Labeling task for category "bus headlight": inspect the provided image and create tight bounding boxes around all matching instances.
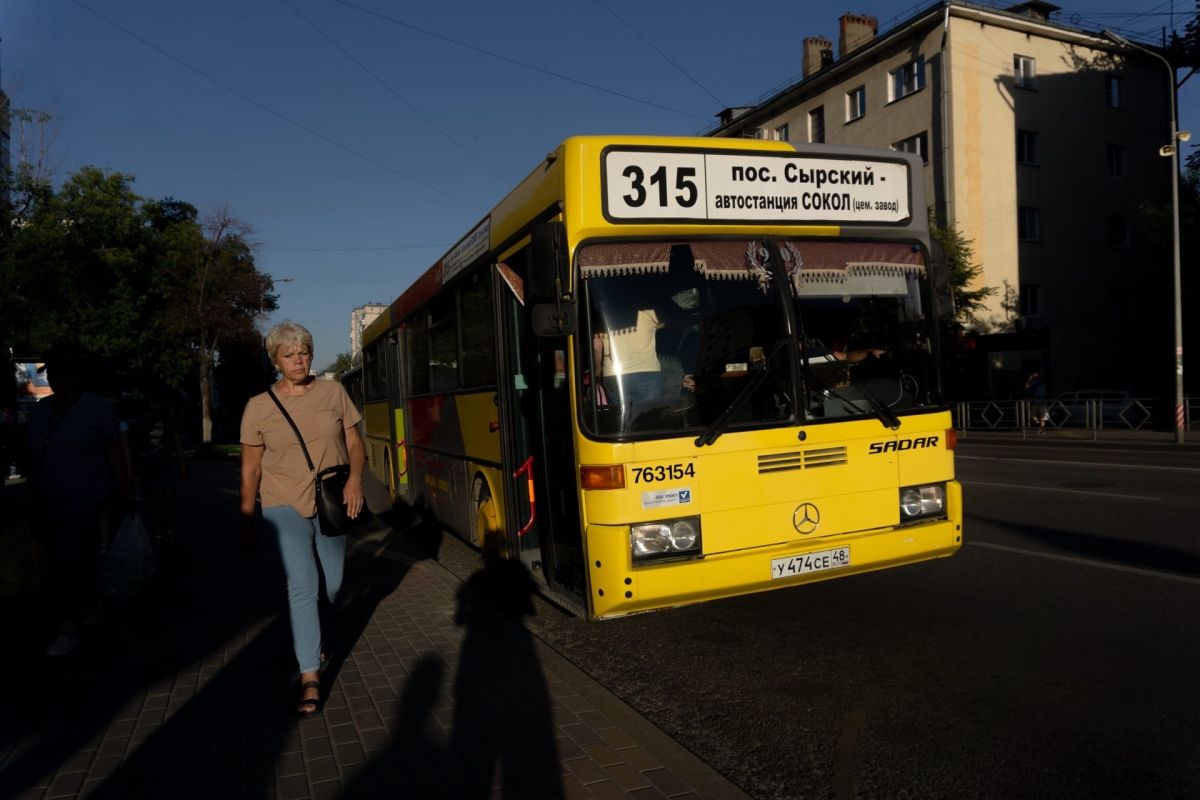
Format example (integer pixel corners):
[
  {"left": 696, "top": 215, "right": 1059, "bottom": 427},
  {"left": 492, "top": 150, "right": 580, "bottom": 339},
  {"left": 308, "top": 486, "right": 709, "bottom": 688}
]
[
  {"left": 631, "top": 517, "right": 702, "bottom": 563},
  {"left": 899, "top": 483, "right": 946, "bottom": 521}
]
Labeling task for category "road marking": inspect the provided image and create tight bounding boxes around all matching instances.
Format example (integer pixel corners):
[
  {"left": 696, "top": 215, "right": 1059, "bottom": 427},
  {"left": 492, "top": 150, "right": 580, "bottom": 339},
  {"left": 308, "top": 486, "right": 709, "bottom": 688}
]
[
  {"left": 958, "top": 455, "right": 1200, "bottom": 473},
  {"left": 967, "top": 540, "right": 1200, "bottom": 586},
  {"left": 963, "top": 480, "right": 1161, "bottom": 501}
]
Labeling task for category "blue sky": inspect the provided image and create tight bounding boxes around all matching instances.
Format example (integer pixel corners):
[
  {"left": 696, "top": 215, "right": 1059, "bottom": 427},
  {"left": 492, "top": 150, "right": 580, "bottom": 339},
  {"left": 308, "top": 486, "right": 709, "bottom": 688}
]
[{"left": 3, "top": 0, "right": 1197, "bottom": 369}]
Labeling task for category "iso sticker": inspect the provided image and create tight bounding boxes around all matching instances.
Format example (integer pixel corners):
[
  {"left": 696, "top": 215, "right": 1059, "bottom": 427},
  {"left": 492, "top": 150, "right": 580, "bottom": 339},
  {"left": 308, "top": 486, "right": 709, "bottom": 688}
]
[{"left": 642, "top": 488, "right": 693, "bottom": 509}]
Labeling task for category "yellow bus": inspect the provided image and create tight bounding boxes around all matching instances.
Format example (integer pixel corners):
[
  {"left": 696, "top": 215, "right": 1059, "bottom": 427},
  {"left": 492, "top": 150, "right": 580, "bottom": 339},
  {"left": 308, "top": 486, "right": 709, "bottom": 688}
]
[{"left": 360, "top": 135, "right": 962, "bottom": 619}]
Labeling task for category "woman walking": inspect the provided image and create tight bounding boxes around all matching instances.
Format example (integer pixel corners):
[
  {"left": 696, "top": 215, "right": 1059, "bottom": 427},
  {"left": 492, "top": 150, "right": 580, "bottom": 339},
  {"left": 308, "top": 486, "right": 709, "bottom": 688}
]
[{"left": 239, "top": 322, "right": 365, "bottom": 715}]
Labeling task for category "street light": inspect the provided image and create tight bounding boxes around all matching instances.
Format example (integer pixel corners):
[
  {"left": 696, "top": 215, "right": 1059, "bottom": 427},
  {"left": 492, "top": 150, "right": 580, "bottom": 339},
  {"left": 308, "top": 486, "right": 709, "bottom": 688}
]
[{"left": 1103, "top": 30, "right": 1189, "bottom": 443}]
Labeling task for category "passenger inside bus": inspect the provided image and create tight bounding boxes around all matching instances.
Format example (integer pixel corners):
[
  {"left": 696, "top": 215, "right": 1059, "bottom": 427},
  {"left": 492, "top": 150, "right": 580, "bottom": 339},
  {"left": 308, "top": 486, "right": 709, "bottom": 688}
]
[{"left": 590, "top": 247, "right": 702, "bottom": 411}]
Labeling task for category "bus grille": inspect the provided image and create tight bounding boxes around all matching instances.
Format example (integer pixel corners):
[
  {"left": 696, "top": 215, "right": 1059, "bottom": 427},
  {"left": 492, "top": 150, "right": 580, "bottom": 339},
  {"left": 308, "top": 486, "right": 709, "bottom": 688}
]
[{"left": 758, "top": 446, "right": 848, "bottom": 474}]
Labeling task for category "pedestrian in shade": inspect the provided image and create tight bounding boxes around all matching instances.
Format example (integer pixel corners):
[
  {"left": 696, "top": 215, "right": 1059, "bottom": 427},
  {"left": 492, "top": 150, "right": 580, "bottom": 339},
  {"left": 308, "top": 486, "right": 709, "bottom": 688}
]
[{"left": 238, "top": 321, "right": 365, "bottom": 715}]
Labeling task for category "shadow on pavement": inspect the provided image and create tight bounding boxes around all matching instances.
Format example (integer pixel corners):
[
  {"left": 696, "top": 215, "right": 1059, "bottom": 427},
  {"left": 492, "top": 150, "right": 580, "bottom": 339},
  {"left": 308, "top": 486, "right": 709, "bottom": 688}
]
[
  {"left": 968, "top": 513, "right": 1200, "bottom": 578},
  {"left": 343, "top": 556, "right": 564, "bottom": 799},
  {"left": 0, "top": 458, "right": 437, "bottom": 798}
]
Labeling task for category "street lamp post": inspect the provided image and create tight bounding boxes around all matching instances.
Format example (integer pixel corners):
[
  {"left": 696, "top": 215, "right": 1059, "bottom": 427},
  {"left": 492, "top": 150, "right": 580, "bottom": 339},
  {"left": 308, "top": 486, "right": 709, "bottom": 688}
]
[{"left": 1103, "top": 30, "right": 1189, "bottom": 443}]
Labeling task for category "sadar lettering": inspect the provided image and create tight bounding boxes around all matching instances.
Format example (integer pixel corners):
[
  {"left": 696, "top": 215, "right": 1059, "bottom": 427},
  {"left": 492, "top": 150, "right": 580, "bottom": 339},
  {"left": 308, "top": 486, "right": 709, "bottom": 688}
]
[{"left": 868, "top": 435, "right": 940, "bottom": 454}]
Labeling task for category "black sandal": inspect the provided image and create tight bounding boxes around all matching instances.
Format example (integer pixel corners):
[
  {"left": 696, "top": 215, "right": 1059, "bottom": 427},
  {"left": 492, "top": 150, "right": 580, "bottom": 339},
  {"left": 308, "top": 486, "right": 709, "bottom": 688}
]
[{"left": 297, "top": 680, "right": 322, "bottom": 716}]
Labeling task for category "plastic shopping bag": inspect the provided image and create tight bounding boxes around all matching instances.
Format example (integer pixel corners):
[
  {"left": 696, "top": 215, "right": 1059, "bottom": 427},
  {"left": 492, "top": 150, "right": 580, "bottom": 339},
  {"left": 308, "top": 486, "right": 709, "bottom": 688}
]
[{"left": 103, "top": 513, "right": 156, "bottom": 596}]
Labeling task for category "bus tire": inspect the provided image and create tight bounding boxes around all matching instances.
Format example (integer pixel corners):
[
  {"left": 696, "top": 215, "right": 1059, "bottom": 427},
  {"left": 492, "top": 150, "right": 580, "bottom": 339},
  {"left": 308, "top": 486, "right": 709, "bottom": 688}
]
[{"left": 473, "top": 477, "right": 502, "bottom": 559}]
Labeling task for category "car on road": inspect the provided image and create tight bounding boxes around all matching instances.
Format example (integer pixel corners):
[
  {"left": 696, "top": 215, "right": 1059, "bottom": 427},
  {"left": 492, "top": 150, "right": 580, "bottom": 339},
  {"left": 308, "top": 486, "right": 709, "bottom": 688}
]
[{"left": 1049, "top": 390, "right": 1148, "bottom": 428}]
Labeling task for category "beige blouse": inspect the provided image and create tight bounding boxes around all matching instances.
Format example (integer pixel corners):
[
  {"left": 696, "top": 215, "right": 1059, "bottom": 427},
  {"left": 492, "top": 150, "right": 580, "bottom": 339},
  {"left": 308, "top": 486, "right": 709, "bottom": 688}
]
[{"left": 240, "top": 379, "right": 362, "bottom": 517}]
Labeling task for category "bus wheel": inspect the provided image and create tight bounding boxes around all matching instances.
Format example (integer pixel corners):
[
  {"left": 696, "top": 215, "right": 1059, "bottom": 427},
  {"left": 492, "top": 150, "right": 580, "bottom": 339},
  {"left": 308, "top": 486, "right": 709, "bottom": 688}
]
[{"left": 474, "top": 480, "right": 502, "bottom": 559}]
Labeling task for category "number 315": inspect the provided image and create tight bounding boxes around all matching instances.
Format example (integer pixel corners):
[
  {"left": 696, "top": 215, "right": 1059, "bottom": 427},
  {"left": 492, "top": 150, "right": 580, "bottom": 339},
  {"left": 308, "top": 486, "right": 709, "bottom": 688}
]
[{"left": 621, "top": 165, "right": 698, "bottom": 208}]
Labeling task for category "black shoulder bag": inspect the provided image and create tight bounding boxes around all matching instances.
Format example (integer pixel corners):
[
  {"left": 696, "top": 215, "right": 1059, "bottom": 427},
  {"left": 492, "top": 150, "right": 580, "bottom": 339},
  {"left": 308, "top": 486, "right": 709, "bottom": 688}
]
[{"left": 267, "top": 388, "right": 370, "bottom": 535}]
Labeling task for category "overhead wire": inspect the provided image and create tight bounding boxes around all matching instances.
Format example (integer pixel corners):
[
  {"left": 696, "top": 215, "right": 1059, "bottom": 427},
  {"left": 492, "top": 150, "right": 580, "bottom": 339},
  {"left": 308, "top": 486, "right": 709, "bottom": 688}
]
[
  {"left": 332, "top": 0, "right": 712, "bottom": 122},
  {"left": 594, "top": 0, "right": 726, "bottom": 108},
  {"left": 70, "top": 0, "right": 483, "bottom": 210},
  {"left": 262, "top": 243, "right": 449, "bottom": 252},
  {"left": 282, "top": 0, "right": 509, "bottom": 186}
]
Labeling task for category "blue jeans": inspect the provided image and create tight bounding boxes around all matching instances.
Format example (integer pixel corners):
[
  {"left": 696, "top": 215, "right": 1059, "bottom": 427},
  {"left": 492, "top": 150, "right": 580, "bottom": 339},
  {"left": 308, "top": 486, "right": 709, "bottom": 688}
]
[
  {"left": 262, "top": 505, "right": 346, "bottom": 674},
  {"left": 602, "top": 372, "right": 661, "bottom": 404}
]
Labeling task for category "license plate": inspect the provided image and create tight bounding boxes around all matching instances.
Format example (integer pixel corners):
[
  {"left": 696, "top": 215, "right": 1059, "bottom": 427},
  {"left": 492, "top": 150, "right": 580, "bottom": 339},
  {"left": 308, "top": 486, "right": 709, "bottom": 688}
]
[{"left": 771, "top": 547, "right": 850, "bottom": 580}]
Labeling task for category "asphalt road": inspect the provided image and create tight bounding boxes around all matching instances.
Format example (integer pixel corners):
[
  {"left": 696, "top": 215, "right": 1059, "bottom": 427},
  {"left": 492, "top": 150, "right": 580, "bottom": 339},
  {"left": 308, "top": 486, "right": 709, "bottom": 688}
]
[{"left": 437, "top": 438, "right": 1200, "bottom": 800}]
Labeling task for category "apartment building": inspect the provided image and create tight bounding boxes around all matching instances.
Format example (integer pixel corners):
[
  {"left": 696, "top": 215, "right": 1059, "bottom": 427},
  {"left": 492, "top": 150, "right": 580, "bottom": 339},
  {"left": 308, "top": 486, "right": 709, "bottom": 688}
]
[
  {"left": 709, "top": 0, "right": 1174, "bottom": 399},
  {"left": 350, "top": 303, "right": 388, "bottom": 364}
]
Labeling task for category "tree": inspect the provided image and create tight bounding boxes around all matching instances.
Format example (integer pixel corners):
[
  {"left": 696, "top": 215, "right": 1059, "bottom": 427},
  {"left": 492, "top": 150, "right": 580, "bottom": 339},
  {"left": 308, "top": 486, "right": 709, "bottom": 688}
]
[
  {"left": 324, "top": 352, "right": 354, "bottom": 377},
  {"left": 157, "top": 206, "right": 276, "bottom": 443},
  {"left": 0, "top": 166, "right": 156, "bottom": 364},
  {"left": 930, "top": 219, "right": 996, "bottom": 326}
]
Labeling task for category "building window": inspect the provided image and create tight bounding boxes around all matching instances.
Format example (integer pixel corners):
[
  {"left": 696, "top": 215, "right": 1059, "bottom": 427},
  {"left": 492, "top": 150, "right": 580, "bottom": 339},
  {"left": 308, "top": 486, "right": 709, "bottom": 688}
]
[
  {"left": 890, "top": 58, "right": 925, "bottom": 101},
  {"left": 1015, "top": 55, "right": 1037, "bottom": 89},
  {"left": 1018, "top": 207, "right": 1041, "bottom": 241},
  {"left": 892, "top": 132, "right": 929, "bottom": 163},
  {"left": 808, "top": 107, "right": 825, "bottom": 143},
  {"left": 1109, "top": 216, "right": 1131, "bottom": 248},
  {"left": 773, "top": 123, "right": 790, "bottom": 141},
  {"left": 846, "top": 86, "right": 867, "bottom": 121},
  {"left": 1016, "top": 130, "right": 1039, "bottom": 165},
  {"left": 1106, "top": 74, "right": 1124, "bottom": 108},
  {"left": 1107, "top": 143, "right": 1128, "bottom": 177},
  {"left": 1019, "top": 284, "right": 1042, "bottom": 317}
]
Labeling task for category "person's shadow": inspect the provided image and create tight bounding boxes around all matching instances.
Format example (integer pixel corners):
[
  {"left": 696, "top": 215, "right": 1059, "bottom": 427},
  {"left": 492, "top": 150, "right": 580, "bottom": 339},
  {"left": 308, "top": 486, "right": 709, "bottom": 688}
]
[
  {"left": 77, "top": 506, "right": 440, "bottom": 799},
  {"left": 0, "top": 460, "right": 443, "bottom": 800},
  {"left": 344, "top": 555, "right": 564, "bottom": 799}
]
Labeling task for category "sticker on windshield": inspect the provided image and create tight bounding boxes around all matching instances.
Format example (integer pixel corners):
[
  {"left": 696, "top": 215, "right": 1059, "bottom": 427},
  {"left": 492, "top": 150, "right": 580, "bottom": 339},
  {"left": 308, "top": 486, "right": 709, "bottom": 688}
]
[{"left": 642, "top": 488, "right": 693, "bottom": 509}]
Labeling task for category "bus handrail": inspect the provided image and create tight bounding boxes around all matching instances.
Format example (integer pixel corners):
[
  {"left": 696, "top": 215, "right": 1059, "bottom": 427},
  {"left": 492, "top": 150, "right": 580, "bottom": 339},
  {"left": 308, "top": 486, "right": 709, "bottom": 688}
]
[{"left": 513, "top": 455, "right": 536, "bottom": 538}]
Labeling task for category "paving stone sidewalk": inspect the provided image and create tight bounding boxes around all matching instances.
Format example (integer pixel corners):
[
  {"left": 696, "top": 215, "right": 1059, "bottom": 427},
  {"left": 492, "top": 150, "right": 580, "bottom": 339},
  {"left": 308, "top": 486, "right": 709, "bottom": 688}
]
[{"left": 0, "top": 458, "right": 748, "bottom": 800}]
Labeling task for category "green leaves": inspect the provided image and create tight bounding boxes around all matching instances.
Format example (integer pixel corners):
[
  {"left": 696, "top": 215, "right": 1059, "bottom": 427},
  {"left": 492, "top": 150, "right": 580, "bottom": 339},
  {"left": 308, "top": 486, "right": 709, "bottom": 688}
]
[
  {"left": 0, "top": 165, "right": 276, "bottom": 394},
  {"left": 929, "top": 218, "right": 996, "bottom": 325}
]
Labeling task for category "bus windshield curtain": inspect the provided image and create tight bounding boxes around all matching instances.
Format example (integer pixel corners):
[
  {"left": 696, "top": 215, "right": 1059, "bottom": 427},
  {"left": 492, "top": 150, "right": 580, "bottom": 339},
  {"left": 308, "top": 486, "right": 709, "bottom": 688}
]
[{"left": 578, "top": 243, "right": 671, "bottom": 278}]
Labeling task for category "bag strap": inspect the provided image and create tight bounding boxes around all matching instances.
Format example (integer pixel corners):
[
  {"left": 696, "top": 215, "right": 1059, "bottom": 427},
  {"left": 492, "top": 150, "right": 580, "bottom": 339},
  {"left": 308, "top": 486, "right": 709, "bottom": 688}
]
[{"left": 266, "top": 388, "right": 315, "bottom": 474}]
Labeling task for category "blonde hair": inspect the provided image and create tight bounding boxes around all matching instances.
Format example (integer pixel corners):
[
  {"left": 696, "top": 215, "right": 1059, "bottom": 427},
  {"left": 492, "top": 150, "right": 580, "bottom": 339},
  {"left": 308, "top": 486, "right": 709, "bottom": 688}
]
[{"left": 265, "top": 321, "right": 314, "bottom": 362}]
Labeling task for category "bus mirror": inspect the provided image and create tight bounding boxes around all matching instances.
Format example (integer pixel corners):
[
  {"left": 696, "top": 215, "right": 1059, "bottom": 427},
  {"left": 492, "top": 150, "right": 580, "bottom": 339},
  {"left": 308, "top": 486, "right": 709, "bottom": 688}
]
[
  {"left": 531, "top": 222, "right": 568, "bottom": 301},
  {"left": 532, "top": 302, "right": 577, "bottom": 337}
]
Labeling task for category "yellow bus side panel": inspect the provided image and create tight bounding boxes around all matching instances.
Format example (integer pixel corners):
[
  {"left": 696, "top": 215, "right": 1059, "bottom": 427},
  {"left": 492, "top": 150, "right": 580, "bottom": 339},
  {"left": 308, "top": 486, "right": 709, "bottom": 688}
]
[
  {"left": 393, "top": 407, "right": 409, "bottom": 493},
  {"left": 587, "top": 480, "right": 962, "bottom": 618},
  {"left": 456, "top": 393, "right": 503, "bottom": 465},
  {"left": 363, "top": 401, "right": 393, "bottom": 493}
]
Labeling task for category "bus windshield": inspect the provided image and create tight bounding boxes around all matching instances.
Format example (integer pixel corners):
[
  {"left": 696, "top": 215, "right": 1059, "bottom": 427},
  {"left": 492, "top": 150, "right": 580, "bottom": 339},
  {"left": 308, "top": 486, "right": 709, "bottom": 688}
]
[{"left": 580, "top": 238, "right": 939, "bottom": 438}]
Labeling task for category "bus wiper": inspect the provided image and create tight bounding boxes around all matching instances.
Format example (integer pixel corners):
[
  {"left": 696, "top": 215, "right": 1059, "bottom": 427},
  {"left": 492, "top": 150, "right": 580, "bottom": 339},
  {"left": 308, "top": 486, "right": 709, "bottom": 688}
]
[
  {"left": 695, "top": 339, "right": 789, "bottom": 448},
  {"left": 803, "top": 364, "right": 901, "bottom": 430},
  {"left": 855, "top": 380, "right": 902, "bottom": 430}
]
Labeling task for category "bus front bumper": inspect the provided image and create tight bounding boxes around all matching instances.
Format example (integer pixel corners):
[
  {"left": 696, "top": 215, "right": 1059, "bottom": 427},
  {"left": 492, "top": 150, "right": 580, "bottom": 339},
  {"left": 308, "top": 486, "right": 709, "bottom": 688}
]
[{"left": 586, "top": 514, "right": 962, "bottom": 619}]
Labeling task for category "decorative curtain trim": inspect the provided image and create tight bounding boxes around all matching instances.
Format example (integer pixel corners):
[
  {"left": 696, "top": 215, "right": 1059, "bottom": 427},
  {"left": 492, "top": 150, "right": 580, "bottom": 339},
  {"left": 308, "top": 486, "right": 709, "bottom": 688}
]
[
  {"left": 579, "top": 243, "right": 671, "bottom": 278},
  {"left": 794, "top": 263, "right": 926, "bottom": 285}
]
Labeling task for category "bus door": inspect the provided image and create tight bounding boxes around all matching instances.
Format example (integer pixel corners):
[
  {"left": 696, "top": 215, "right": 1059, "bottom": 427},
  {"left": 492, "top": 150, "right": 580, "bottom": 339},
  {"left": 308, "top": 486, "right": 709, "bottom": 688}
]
[{"left": 495, "top": 255, "right": 585, "bottom": 610}]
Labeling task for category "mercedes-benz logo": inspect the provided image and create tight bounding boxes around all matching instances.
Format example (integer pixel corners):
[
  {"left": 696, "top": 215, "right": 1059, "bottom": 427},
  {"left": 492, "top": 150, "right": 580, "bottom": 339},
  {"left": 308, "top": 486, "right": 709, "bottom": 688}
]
[{"left": 793, "top": 502, "right": 821, "bottom": 535}]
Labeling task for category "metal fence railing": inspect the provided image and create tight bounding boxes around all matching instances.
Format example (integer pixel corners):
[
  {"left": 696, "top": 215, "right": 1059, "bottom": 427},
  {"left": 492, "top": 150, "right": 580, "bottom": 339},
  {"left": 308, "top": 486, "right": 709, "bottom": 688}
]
[{"left": 952, "top": 396, "right": 1197, "bottom": 438}]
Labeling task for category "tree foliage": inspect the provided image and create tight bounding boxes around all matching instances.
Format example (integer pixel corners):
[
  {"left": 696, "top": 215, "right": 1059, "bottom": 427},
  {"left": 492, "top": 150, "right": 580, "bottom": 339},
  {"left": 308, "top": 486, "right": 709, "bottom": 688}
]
[
  {"left": 325, "top": 352, "right": 354, "bottom": 377},
  {"left": 1168, "top": 2, "right": 1200, "bottom": 71},
  {"left": 1, "top": 136, "right": 278, "bottom": 442},
  {"left": 929, "top": 219, "right": 996, "bottom": 325}
]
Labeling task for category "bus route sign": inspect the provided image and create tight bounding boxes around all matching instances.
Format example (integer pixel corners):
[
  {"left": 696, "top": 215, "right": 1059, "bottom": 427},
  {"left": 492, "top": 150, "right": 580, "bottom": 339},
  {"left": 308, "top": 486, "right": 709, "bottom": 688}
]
[{"left": 602, "top": 148, "right": 911, "bottom": 225}]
